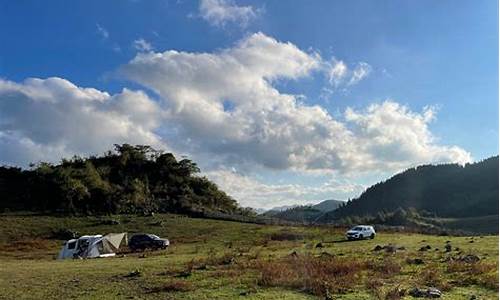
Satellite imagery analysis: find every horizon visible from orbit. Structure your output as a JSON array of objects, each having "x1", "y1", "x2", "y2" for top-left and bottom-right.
[{"x1": 0, "y1": 0, "x2": 498, "y2": 210}]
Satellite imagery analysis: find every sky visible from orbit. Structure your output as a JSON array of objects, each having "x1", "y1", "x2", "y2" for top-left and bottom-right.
[{"x1": 0, "y1": 0, "x2": 498, "y2": 209}]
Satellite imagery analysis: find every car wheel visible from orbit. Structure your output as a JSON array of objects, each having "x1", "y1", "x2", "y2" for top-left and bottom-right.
[{"x1": 370, "y1": 233, "x2": 375, "y2": 239}]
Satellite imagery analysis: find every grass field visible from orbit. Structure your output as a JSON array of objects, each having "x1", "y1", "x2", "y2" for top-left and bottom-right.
[{"x1": 0, "y1": 214, "x2": 497, "y2": 300}]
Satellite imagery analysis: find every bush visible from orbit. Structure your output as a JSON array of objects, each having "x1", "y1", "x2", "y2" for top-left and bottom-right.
[{"x1": 255, "y1": 253, "x2": 369, "y2": 297}]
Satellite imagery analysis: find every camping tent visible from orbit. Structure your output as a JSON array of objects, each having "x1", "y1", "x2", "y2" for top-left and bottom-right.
[{"x1": 58, "y1": 233, "x2": 127, "y2": 259}]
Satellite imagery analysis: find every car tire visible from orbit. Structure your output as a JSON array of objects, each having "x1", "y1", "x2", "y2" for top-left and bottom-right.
[{"x1": 370, "y1": 233, "x2": 375, "y2": 239}]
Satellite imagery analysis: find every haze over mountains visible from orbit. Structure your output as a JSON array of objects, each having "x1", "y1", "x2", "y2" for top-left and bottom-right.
[{"x1": 266, "y1": 156, "x2": 498, "y2": 233}]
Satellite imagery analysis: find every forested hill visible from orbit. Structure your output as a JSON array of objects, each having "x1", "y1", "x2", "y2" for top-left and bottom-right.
[
  {"x1": 0, "y1": 144, "x2": 245, "y2": 216},
  {"x1": 326, "y1": 156, "x2": 498, "y2": 220}
]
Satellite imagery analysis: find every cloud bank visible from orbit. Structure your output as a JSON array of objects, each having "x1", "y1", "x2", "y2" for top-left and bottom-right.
[
  {"x1": 0, "y1": 32, "x2": 472, "y2": 207},
  {"x1": 0, "y1": 77, "x2": 164, "y2": 166},
  {"x1": 121, "y1": 32, "x2": 471, "y2": 174}
]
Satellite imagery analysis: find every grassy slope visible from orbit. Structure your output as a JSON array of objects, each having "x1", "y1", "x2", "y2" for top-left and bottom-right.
[{"x1": 0, "y1": 214, "x2": 497, "y2": 300}]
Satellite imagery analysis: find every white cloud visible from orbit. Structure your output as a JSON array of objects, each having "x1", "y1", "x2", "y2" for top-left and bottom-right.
[
  {"x1": 0, "y1": 77, "x2": 164, "y2": 167},
  {"x1": 206, "y1": 169, "x2": 364, "y2": 209},
  {"x1": 348, "y1": 62, "x2": 372, "y2": 85},
  {"x1": 133, "y1": 38, "x2": 154, "y2": 52},
  {"x1": 0, "y1": 33, "x2": 473, "y2": 209},
  {"x1": 96, "y1": 23, "x2": 109, "y2": 39},
  {"x1": 121, "y1": 32, "x2": 471, "y2": 175},
  {"x1": 324, "y1": 59, "x2": 371, "y2": 89},
  {"x1": 198, "y1": 0, "x2": 259, "y2": 28},
  {"x1": 326, "y1": 59, "x2": 348, "y2": 86},
  {"x1": 343, "y1": 101, "x2": 471, "y2": 171}
]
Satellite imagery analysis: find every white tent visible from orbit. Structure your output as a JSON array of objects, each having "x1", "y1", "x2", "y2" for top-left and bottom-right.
[{"x1": 58, "y1": 233, "x2": 127, "y2": 259}]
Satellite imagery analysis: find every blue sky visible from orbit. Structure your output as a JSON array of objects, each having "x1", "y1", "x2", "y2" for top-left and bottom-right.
[{"x1": 0, "y1": 0, "x2": 497, "y2": 208}]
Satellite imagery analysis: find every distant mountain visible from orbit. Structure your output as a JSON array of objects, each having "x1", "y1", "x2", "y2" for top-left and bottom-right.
[
  {"x1": 318, "y1": 156, "x2": 499, "y2": 225},
  {"x1": 266, "y1": 199, "x2": 344, "y2": 223},
  {"x1": 261, "y1": 204, "x2": 301, "y2": 217},
  {"x1": 312, "y1": 199, "x2": 345, "y2": 212}
]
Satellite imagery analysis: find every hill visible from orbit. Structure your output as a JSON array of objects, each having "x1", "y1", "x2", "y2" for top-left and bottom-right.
[
  {"x1": 0, "y1": 144, "x2": 247, "y2": 216},
  {"x1": 312, "y1": 199, "x2": 344, "y2": 212},
  {"x1": 269, "y1": 199, "x2": 344, "y2": 223},
  {"x1": 318, "y1": 156, "x2": 499, "y2": 231},
  {"x1": 329, "y1": 156, "x2": 498, "y2": 218}
]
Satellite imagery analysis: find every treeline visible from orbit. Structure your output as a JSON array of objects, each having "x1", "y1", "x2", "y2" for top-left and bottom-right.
[
  {"x1": 327, "y1": 156, "x2": 499, "y2": 220},
  {"x1": 0, "y1": 144, "x2": 246, "y2": 216}
]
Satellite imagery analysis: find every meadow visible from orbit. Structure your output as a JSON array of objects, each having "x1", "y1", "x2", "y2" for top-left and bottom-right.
[{"x1": 0, "y1": 214, "x2": 497, "y2": 300}]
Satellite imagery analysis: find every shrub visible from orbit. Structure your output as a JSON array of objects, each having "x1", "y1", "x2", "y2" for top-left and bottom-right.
[
  {"x1": 255, "y1": 253, "x2": 369, "y2": 297},
  {"x1": 419, "y1": 265, "x2": 451, "y2": 291}
]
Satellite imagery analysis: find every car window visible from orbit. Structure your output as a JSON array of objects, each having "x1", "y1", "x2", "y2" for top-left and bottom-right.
[
  {"x1": 132, "y1": 235, "x2": 144, "y2": 242},
  {"x1": 67, "y1": 241, "x2": 76, "y2": 250},
  {"x1": 353, "y1": 227, "x2": 363, "y2": 231}
]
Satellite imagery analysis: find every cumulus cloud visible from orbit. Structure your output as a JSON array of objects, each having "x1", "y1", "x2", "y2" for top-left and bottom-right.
[
  {"x1": 0, "y1": 33, "x2": 473, "y2": 208},
  {"x1": 0, "y1": 77, "x2": 164, "y2": 167},
  {"x1": 206, "y1": 169, "x2": 364, "y2": 209},
  {"x1": 198, "y1": 0, "x2": 259, "y2": 28},
  {"x1": 121, "y1": 32, "x2": 471, "y2": 175},
  {"x1": 133, "y1": 38, "x2": 154, "y2": 52}
]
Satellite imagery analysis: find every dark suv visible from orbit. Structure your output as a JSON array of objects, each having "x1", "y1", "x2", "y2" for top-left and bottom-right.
[{"x1": 129, "y1": 234, "x2": 170, "y2": 251}]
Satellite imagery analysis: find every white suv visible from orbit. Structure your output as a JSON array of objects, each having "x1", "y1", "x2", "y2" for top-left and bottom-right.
[{"x1": 346, "y1": 225, "x2": 376, "y2": 240}]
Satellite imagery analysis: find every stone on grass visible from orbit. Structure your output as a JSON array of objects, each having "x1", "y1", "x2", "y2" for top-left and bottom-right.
[{"x1": 409, "y1": 287, "x2": 442, "y2": 298}]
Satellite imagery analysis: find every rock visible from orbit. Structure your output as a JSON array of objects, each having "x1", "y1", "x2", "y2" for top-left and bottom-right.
[
  {"x1": 444, "y1": 244, "x2": 452, "y2": 252},
  {"x1": 427, "y1": 287, "x2": 442, "y2": 298},
  {"x1": 419, "y1": 245, "x2": 432, "y2": 251},
  {"x1": 409, "y1": 287, "x2": 442, "y2": 298},
  {"x1": 397, "y1": 246, "x2": 406, "y2": 250},
  {"x1": 469, "y1": 295, "x2": 477, "y2": 300},
  {"x1": 409, "y1": 287, "x2": 426, "y2": 297},
  {"x1": 289, "y1": 251, "x2": 298, "y2": 257},
  {"x1": 454, "y1": 247, "x2": 460, "y2": 251},
  {"x1": 222, "y1": 256, "x2": 235, "y2": 265},
  {"x1": 124, "y1": 270, "x2": 141, "y2": 278},
  {"x1": 469, "y1": 240, "x2": 474, "y2": 243},
  {"x1": 373, "y1": 245, "x2": 383, "y2": 251},
  {"x1": 461, "y1": 254, "x2": 480, "y2": 263},
  {"x1": 315, "y1": 242, "x2": 324, "y2": 248},
  {"x1": 384, "y1": 245, "x2": 398, "y2": 254}
]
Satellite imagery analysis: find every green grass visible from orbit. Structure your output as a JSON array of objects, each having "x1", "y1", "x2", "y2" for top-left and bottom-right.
[{"x1": 0, "y1": 214, "x2": 497, "y2": 299}]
